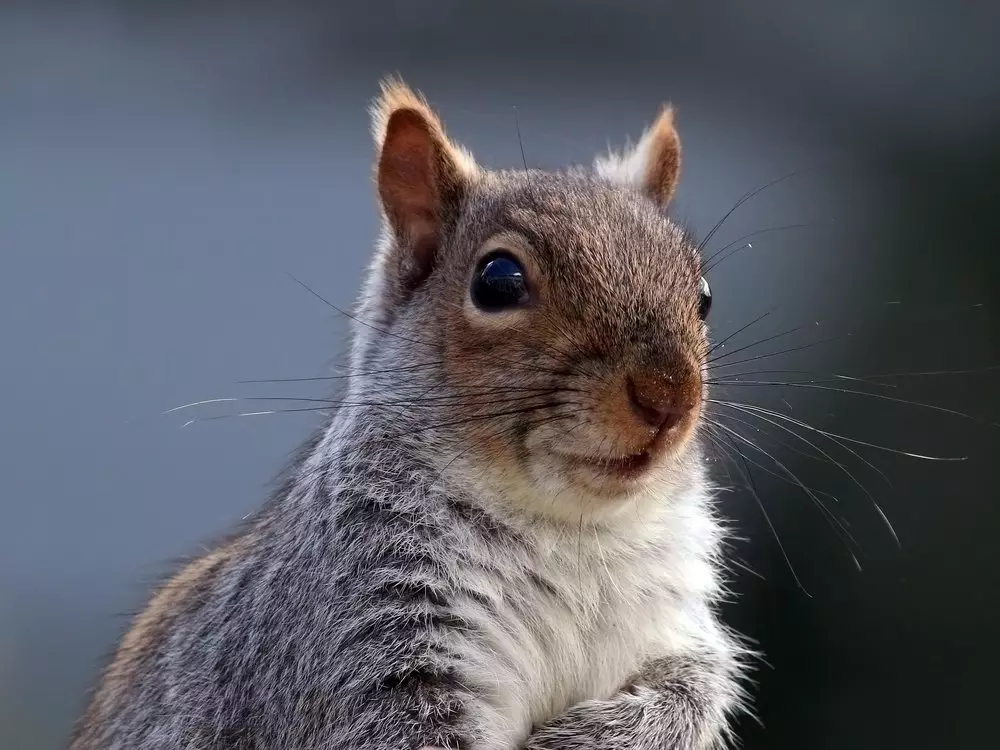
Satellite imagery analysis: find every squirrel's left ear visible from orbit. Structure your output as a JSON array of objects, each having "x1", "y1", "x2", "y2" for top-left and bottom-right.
[
  {"x1": 594, "y1": 105, "x2": 681, "y2": 206},
  {"x1": 371, "y1": 77, "x2": 479, "y2": 294}
]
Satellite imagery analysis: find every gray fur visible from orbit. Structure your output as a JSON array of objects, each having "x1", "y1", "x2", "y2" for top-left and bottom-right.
[{"x1": 71, "y1": 84, "x2": 751, "y2": 750}]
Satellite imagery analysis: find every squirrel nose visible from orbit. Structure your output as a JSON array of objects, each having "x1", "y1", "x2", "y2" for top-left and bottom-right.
[{"x1": 626, "y1": 372, "x2": 687, "y2": 431}]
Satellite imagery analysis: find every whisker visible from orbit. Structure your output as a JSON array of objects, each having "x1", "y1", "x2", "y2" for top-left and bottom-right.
[
  {"x1": 238, "y1": 360, "x2": 444, "y2": 384},
  {"x1": 287, "y1": 273, "x2": 433, "y2": 350},
  {"x1": 165, "y1": 389, "x2": 567, "y2": 416},
  {"x1": 700, "y1": 422, "x2": 811, "y2": 595},
  {"x1": 704, "y1": 336, "x2": 848, "y2": 372},
  {"x1": 169, "y1": 388, "x2": 583, "y2": 438},
  {"x1": 514, "y1": 105, "x2": 530, "y2": 174},
  {"x1": 424, "y1": 409, "x2": 583, "y2": 494},
  {"x1": 707, "y1": 323, "x2": 817, "y2": 366},
  {"x1": 708, "y1": 399, "x2": 887, "y2": 485},
  {"x1": 179, "y1": 406, "x2": 334, "y2": 428},
  {"x1": 701, "y1": 224, "x2": 810, "y2": 274},
  {"x1": 711, "y1": 401, "x2": 899, "y2": 546},
  {"x1": 727, "y1": 556, "x2": 767, "y2": 582},
  {"x1": 705, "y1": 419, "x2": 848, "y2": 508},
  {"x1": 707, "y1": 418, "x2": 863, "y2": 572},
  {"x1": 709, "y1": 380, "x2": 994, "y2": 426},
  {"x1": 165, "y1": 398, "x2": 239, "y2": 414},
  {"x1": 289, "y1": 274, "x2": 573, "y2": 380},
  {"x1": 437, "y1": 298, "x2": 601, "y2": 385},
  {"x1": 724, "y1": 410, "x2": 872, "y2": 477},
  {"x1": 407, "y1": 401, "x2": 568, "y2": 436},
  {"x1": 706, "y1": 369, "x2": 897, "y2": 390},
  {"x1": 708, "y1": 398, "x2": 966, "y2": 462},
  {"x1": 861, "y1": 364, "x2": 1000, "y2": 380},
  {"x1": 697, "y1": 168, "x2": 809, "y2": 255},
  {"x1": 706, "y1": 309, "x2": 774, "y2": 358},
  {"x1": 534, "y1": 310, "x2": 613, "y2": 386},
  {"x1": 513, "y1": 105, "x2": 546, "y2": 217}
]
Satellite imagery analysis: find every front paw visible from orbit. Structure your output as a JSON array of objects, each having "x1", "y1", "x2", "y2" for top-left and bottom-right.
[
  {"x1": 522, "y1": 694, "x2": 648, "y2": 750},
  {"x1": 523, "y1": 685, "x2": 716, "y2": 750}
]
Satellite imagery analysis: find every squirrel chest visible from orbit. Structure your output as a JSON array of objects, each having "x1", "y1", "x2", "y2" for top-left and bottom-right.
[{"x1": 442, "y1": 508, "x2": 695, "y2": 742}]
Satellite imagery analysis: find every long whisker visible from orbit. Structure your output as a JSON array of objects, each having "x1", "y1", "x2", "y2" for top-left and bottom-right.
[
  {"x1": 287, "y1": 273, "x2": 432, "y2": 349},
  {"x1": 179, "y1": 406, "x2": 335, "y2": 428},
  {"x1": 705, "y1": 420, "x2": 850, "y2": 512},
  {"x1": 701, "y1": 224, "x2": 811, "y2": 274},
  {"x1": 707, "y1": 323, "x2": 817, "y2": 366},
  {"x1": 707, "y1": 418, "x2": 863, "y2": 571},
  {"x1": 165, "y1": 398, "x2": 240, "y2": 414},
  {"x1": 238, "y1": 360, "x2": 444, "y2": 384},
  {"x1": 407, "y1": 401, "x2": 569, "y2": 436},
  {"x1": 706, "y1": 309, "x2": 774, "y2": 358},
  {"x1": 709, "y1": 380, "x2": 995, "y2": 426},
  {"x1": 289, "y1": 274, "x2": 572, "y2": 380},
  {"x1": 425, "y1": 409, "x2": 584, "y2": 494},
  {"x1": 708, "y1": 399, "x2": 881, "y2": 487},
  {"x1": 711, "y1": 401, "x2": 899, "y2": 546},
  {"x1": 719, "y1": 409, "x2": 876, "y2": 482},
  {"x1": 861, "y1": 364, "x2": 1000, "y2": 380},
  {"x1": 701, "y1": 421, "x2": 811, "y2": 595},
  {"x1": 531, "y1": 309, "x2": 608, "y2": 384},
  {"x1": 704, "y1": 336, "x2": 848, "y2": 372},
  {"x1": 437, "y1": 298, "x2": 602, "y2": 385},
  {"x1": 708, "y1": 398, "x2": 967, "y2": 462},
  {"x1": 697, "y1": 168, "x2": 809, "y2": 255},
  {"x1": 727, "y1": 556, "x2": 767, "y2": 582},
  {"x1": 164, "y1": 389, "x2": 567, "y2": 416},
  {"x1": 514, "y1": 105, "x2": 530, "y2": 175},
  {"x1": 707, "y1": 369, "x2": 897, "y2": 389}
]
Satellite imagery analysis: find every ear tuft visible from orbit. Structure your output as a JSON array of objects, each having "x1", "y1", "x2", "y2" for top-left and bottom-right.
[
  {"x1": 370, "y1": 77, "x2": 478, "y2": 180},
  {"x1": 594, "y1": 104, "x2": 682, "y2": 205},
  {"x1": 370, "y1": 77, "x2": 477, "y2": 294}
]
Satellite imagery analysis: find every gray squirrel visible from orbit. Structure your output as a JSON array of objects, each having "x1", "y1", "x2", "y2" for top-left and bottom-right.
[{"x1": 71, "y1": 78, "x2": 749, "y2": 750}]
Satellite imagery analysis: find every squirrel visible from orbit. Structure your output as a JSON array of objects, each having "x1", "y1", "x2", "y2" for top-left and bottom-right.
[{"x1": 70, "y1": 78, "x2": 749, "y2": 750}]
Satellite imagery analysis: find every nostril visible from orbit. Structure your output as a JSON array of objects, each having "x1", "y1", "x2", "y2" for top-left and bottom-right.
[
  {"x1": 659, "y1": 408, "x2": 683, "y2": 432},
  {"x1": 626, "y1": 375, "x2": 682, "y2": 430}
]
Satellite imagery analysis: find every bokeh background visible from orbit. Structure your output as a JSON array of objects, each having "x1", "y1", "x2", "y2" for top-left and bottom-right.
[{"x1": 2, "y1": 1, "x2": 998, "y2": 748}]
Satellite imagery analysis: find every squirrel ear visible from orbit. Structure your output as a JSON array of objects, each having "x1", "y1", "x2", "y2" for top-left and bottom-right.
[
  {"x1": 594, "y1": 105, "x2": 681, "y2": 205},
  {"x1": 371, "y1": 78, "x2": 478, "y2": 294}
]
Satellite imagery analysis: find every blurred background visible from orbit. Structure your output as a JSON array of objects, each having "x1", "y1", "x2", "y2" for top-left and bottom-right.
[{"x1": 1, "y1": 1, "x2": 998, "y2": 748}]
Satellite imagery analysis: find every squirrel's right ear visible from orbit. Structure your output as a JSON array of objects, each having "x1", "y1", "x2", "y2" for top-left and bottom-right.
[
  {"x1": 371, "y1": 78, "x2": 478, "y2": 294},
  {"x1": 593, "y1": 105, "x2": 682, "y2": 206}
]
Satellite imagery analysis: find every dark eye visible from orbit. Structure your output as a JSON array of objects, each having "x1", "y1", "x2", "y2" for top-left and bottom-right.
[
  {"x1": 471, "y1": 251, "x2": 530, "y2": 311},
  {"x1": 698, "y1": 276, "x2": 712, "y2": 320}
]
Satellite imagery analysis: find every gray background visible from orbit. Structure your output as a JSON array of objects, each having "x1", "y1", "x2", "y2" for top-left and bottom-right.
[{"x1": 1, "y1": 1, "x2": 998, "y2": 748}]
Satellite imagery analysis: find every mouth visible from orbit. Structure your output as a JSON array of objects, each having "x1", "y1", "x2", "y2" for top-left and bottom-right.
[{"x1": 556, "y1": 449, "x2": 655, "y2": 482}]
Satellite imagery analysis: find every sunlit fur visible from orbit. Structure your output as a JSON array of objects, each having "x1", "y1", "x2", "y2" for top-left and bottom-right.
[{"x1": 71, "y1": 80, "x2": 750, "y2": 750}]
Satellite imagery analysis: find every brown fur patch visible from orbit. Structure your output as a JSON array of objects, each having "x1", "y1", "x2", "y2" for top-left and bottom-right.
[
  {"x1": 116, "y1": 546, "x2": 232, "y2": 668},
  {"x1": 377, "y1": 108, "x2": 443, "y2": 288},
  {"x1": 372, "y1": 78, "x2": 480, "y2": 294},
  {"x1": 76, "y1": 542, "x2": 239, "y2": 738},
  {"x1": 369, "y1": 77, "x2": 478, "y2": 179},
  {"x1": 642, "y1": 106, "x2": 682, "y2": 204}
]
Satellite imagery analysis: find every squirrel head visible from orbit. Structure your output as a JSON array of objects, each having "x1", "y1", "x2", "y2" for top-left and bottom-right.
[{"x1": 353, "y1": 78, "x2": 709, "y2": 522}]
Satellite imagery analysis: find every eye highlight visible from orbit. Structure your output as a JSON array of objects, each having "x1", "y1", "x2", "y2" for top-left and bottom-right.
[
  {"x1": 471, "y1": 251, "x2": 530, "y2": 312},
  {"x1": 698, "y1": 276, "x2": 712, "y2": 320}
]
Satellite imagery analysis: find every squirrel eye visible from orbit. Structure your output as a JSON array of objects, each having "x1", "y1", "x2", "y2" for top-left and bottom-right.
[
  {"x1": 698, "y1": 276, "x2": 712, "y2": 320},
  {"x1": 471, "y1": 251, "x2": 530, "y2": 311}
]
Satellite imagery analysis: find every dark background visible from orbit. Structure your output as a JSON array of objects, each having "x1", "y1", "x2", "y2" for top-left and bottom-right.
[{"x1": 1, "y1": 2, "x2": 998, "y2": 748}]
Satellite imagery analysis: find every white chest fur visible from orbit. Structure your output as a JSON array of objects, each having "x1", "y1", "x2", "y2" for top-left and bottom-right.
[{"x1": 445, "y1": 485, "x2": 723, "y2": 748}]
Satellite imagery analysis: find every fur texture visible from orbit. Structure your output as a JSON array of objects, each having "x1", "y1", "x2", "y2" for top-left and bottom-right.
[{"x1": 71, "y1": 80, "x2": 749, "y2": 750}]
